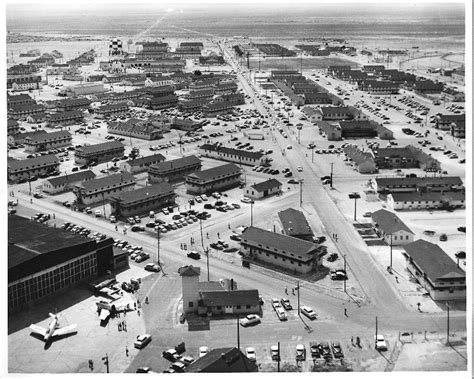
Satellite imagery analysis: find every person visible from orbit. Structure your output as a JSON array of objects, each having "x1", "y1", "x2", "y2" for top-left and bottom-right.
[
  {"x1": 292, "y1": 288, "x2": 295, "y2": 295},
  {"x1": 285, "y1": 287, "x2": 288, "y2": 295},
  {"x1": 145, "y1": 296, "x2": 149, "y2": 304},
  {"x1": 125, "y1": 346, "x2": 129, "y2": 357},
  {"x1": 351, "y1": 336, "x2": 354, "y2": 346},
  {"x1": 344, "y1": 308, "x2": 348, "y2": 317},
  {"x1": 137, "y1": 309, "x2": 140, "y2": 317},
  {"x1": 217, "y1": 232, "x2": 220, "y2": 239}
]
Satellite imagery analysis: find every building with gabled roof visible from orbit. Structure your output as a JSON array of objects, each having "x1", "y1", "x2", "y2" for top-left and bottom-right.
[
  {"x1": 278, "y1": 208, "x2": 314, "y2": 241},
  {"x1": 7, "y1": 119, "x2": 20, "y2": 136},
  {"x1": 186, "y1": 347, "x2": 258, "y2": 373},
  {"x1": 74, "y1": 140, "x2": 125, "y2": 165},
  {"x1": 95, "y1": 102, "x2": 129, "y2": 118},
  {"x1": 199, "y1": 143, "x2": 266, "y2": 166},
  {"x1": 110, "y1": 183, "x2": 175, "y2": 218},
  {"x1": 8, "y1": 154, "x2": 59, "y2": 182},
  {"x1": 402, "y1": 239, "x2": 465, "y2": 300},
  {"x1": 73, "y1": 172, "x2": 135, "y2": 205},
  {"x1": 107, "y1": 118, "x2": 163, "y2": 141},
  {"x1": 148, "y1": 155, "x2": 202, "y2": 183},
  {"x1": 185, "y1": 163, "x2": 241, "y2": 194},
  {"x1": 371, "y1": 209, "x2": 414, "y2": 245},
  {"x1": 24, "y1": 130, "x2": 72, "y2": 152},
  {"x1": 120, "y1": 153, "x2": 165, "y2": 174},
  {"x1": 47, "y1": 110, "x2": 84, "y2": 127},
  {"x1": 42, "y1": 170, "x2": 96, "y2": 194},
  {"x1": 372, "y1": 176, "x2": 463, "y2": 193},
  {"x1": 374, "y1": 145, "x2": 440, "y2": 171},
  {"x1": 387, "y1": 190, "x2": 465, "y2": 211},
  {"x1": 55, "y1": 97, "x2": 91, "y2": 112},
  {"x1": 8, "y1": 104, "x2": 45, "y2": 120},
  {"x1": 240, "y1": 226, "x2": 325, "y2": 274},
  {"x1": 343, "y1": 145, "x2": 377, "y2": 174},
  {"x1": 178, "y1": 264, "x2": 260, "y2": 317},
  {"x1": 244, "y1": 178, "x2": 282, "y2": 200}
]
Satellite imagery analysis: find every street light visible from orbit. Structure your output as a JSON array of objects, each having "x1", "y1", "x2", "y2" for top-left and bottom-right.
[
  {"x1": 348, "y1": 192, "x2": 360, "y2": 221},
  {"x1": 250, "y1": 199, "x2": 254, "y2": 226}
]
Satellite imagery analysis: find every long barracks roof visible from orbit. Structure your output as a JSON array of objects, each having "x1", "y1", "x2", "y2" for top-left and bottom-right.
[
  {"x1": 371, "y1": 209, "x2": 413, "y2": 234},
  {"x1": 278, "y1": 208, "x2": 314, "y2": 237},
  {"x1": 77, "y1": 172, "x2": 135, "y2": 193},
  {"x1": 375, "y1": 176, "x2": 463, "y2": 188},
  {"x1": 25, "y1": 130, "x2": 72, "y2": 143},
  {"x1": 111, "y1": 183, "x2": 174, "y2": 205},
  {"x1": 8, "y1": 154, "x2": 59, "y2": 171},
  {"x1": 390, "y1": 191, "x2": 465, "y2": 202},
  {"x1": 125, "y1": 153, "x2": 165, "y2": 167},
  {"x1": 149, "y1": 155, "x2": 201, "y2": 173},
  {"x1": 45, "y1": 170, "x2": 96, "y2": 187},
  {"x1": 403, "y1": 239, "x2": 465, "y2": 282},
  {"x1": 251, "y1": 178, "x2": 282, "y2": 193},
  {"x1": 200, "y1": 144, "x2": 264, "y2": 160},
  {"x1": 187, "y1": 163, "x2": 241, "y2": 182},
  {"x1": 49, "y1": 110, "x2": 84, "y2": 121},
  {"x1": 241, "y1": 226, "x2": 318, "y2": 259},
  {"x1": 77, "y1": 140, "x2": 124, "y2": 155}
]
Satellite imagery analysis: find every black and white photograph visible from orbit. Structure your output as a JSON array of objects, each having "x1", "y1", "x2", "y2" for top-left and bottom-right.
[{"x1": 3, "y1": 0, "x2": 471, "y2": 376}]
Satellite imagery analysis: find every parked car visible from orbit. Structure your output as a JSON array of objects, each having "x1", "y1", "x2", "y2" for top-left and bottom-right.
[
  {"x1": 134, "y1": 334, "x2": 152, "y2": 349},
  {"x1": 187, "y1": 251, "x2": 201, "y2": 260},
  {"x1": 439, "y1": 233, "x2": 448, "y2": 241},
  {"x1": 295, "y1": 344, "x2": 306, "y2": 361},
  {"x1": 162, "y1": 349, "x2": 181, "y2": 362},
  {"x1": 280, "y1": 298, "x2": 292, "y2": 310},
  {"x1": 144, "y1": 263, "x2": 160, "y2": 272},
  {"x1": 375, "y1": 335, "x2": 388, "y2": 351},
  {"x1": 199, "y1": 346, "x2": 209, "y2": 358},
  {"x1": 246, "y1": 347, "x2": 256, "y2": 362},
  {"x1": 270, "y1": 345, "x2": 280, "y2": 361},
  {"x1": 331, "y1": 342, "x2": 344, "y2": 358}
]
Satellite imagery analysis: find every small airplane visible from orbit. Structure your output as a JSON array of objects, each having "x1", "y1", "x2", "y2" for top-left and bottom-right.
[{"x1": 29, "y1": 313, "x2": 77, "y2": 343}]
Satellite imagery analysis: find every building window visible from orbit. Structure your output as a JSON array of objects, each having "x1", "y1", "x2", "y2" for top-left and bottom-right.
[
  {"x1": 237, "y1": 305, "x2": 241, "y2": 310},
  {"x1": 188, "y1": 301, "x2": 193, "y2": 307},
  {"x1": 246, "y1": 305, "x2": 251, "y2": 309}
]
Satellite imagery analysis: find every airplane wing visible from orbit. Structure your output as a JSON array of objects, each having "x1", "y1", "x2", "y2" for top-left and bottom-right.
[
  {"x1": 29, "y1": 324, "x2": 47, "y2": 337},
  {"x1": 52, "y1": 324, "x2": 77, "y2": 337}
]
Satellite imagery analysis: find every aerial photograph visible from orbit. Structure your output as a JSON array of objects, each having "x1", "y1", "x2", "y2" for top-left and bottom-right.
[{"x1": 4, "y1": 0, "x2": 470, "y2": 376}]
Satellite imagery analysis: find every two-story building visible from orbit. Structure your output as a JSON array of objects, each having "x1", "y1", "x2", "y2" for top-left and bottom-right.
[
  {"x1": 74, "y1": 173, "x2": 136, "y2": 206},
  {"x1": 240, "y1": 227, "x2": 325, "y2": 274},
  {"x1": 148, "y1": 155, "x2": 202, "y2": 183},
  {"x1": 110, "y1": 183, "x2": 176, "y2": 218},
  {"x1": 42, "y1": 170, "x2": 96, "y2": 194},
  {"x1": 120, "y1": 153, "x2": 165, "y2": 174},
  {"x1": 8, "y1": 155, "x2": 60, "y2": 182},
  {"x1": 199, "y1": 144, "x2": 266, "y2": 166},
  {"x1": 402, "y1": 239, "x2": 465, "y2": 301},
  {"x1": 24, "y1": 130, "x2": 72, "y2": 152},
  {"x1": 185, "y1": 163, "x2": 242, "y2": 194},
  {"x1": 47, "y1": 110, "x2": 84, "y2": 127},
  {"x1": 371, "y1": 209, "x2": 415, "y2": 245},
  {"x1": 94, "y1": 102, "x2": 129, "y2": 119},
  {"x1": 74, "y1": 141, "x2": 125, "y2": 165}
]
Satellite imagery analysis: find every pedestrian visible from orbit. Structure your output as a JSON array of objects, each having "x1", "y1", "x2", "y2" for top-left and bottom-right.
[
  {"x1": 344, "y1": 308, "x2": 348, "y2": 317},
  {"x1": 292, "y1": 288, "x2": 295, "y2": 295},
  {"x1": 356, "y1": 336, "x2": 360, "y2": 348},
  {"x1": 125, "y1": 346, "x2": 129, "y2": 357},
  {"x1": 285, "y1": 286, "x2": 288, "y2": 294},
  {"x1": 217, "y1": 232, "x2": 220, "y2": 239},
  {"x1": 145, "y1": 296, "x2": 149, "y2": 304},
  {"x1": 351, "y1": 336, "x2": 354, "y2": 346},
  {"x1": 228, "y1": 223, "x2": 231, "y2": 229},
  {"x1": 395, "y1": 276, "x2": 399, "y2": 283},
  {"x1": 206, "y1": 232, "x2": 209, "y2": 239},
  {"x1": 137, "y1": 309, "x2": 140, "y2": 317},
  {"x1": 118, "y1": 323, "x2": 121, "y2": 332},
  {"x1": 134, "y1": 302, "x2": 137, "y2": 310}
]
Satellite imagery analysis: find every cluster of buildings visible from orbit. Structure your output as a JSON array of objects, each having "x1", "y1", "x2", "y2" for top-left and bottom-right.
[
  {"x1": 271, "y1": 70, "x2": 340, "y2": 106},
  {"x1": 435, "y1": 113, "x2": 466, "y2": 139},
  {"x1": 343, "y1": 144, "x2": 441, "y2": 174},
  {"x1": 371, "y1": 175, "x2": 465, "y2": 211},
  {"x1": 370, "y1": 209, "x2": 465, "y2": 301},
  {"x1": 7, "y1": 64, "x2": 42, "y2": 92},
  {"x1": 328, "y1": 64, "x2": 450, "y2": 97}
]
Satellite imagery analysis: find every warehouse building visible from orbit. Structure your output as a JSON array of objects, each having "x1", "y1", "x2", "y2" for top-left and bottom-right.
[
  {"x1": 47, "y1": 110, "x2": 84, "y2": 127},
  {"x1": 59, "y1": 83, "x2": 106, "y2": 97},
  {"x1": 74, "y1": 173, "x2": 136, "y2": 206},
  {"x1": 387, "y1": 191, "x2": 465, "y2": 211},
  {"x1": 8, "y1": 215, "x2": 114, "y2": 313},
  {"x1": 371, "y1": 209, "x2": 415, "y2": 245},
  {"x1": 55, "y1": 97, "x2": 91, "y2": 112},
  {"x1": 148, "y1": 155, "x2": 202, "y2": 183},
  {"x1": 74, "y1": 140, "x2": 125, "y2": 165},
  {"x1": 185, "y1": 163, "x2": 241, "y2": 194},
  {"x1": 24, "y1": 130, "x2": 72, "y2": 152},
  {"x1": 371, "y1": 176, "x2": 464, "y2": 194},
  {"x1": 110, "y1": 183, "x2": 176, "y2": 218},
  {"x1": 8, "y1": 154, "x2": 59, "y2": 183},
  {"x1": 240, "y1": 227, "x2": 325, "y2": 275},
  {"x1": 199, "y1": 144, "x2": 266, "y2": 166},
  {"x1": 244, "y1": 178, "x2": 282, "y2": 200},
  {"x1": 402, "y1": 239, "x2": 465, "y2": 301},
  {"x1": 120, "y1": 153, "x2": 165, "y2": 174},
  {"x1": 42, "y1": 170, "x2": 96, "y2": 194},
  {"x1": 108, "y1": 118, "x2": 163, "y2": 140}
]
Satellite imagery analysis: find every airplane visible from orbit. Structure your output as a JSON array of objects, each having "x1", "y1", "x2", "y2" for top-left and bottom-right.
[{"x1": 29, "y1": 313, "x2": 77, "y2": 343}]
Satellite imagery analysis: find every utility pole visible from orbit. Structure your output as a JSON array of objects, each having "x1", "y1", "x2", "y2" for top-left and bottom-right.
[
  {"x1": 390, "y1": 234, "x2": 393, "y2": 270},
  {"x1": 277, "y1": 341, "x2": 281, "y2": 372},
  {"x1": 206, "y1": 247, "x2": 210, "y2": 281},
  {"x1": 101, "y1": 192, "x2": 106, "y2": 218},
  {"x1": 343, "y1": 254, "x2": 347, "y2": 292},
  {"x1": 297, "y1": 281, "x2": 300, "y2": 316},
  {"x1": 250, "y1": 200, "x2": 254, "y2": 226},
  {"x1": 199, "y1": 218, "x2": 204, "y2": 250},
  {"x1": 156, "y1": 226, "x2": 160, "y2": 266},
  {"x1": 330, "y1": 162, "x2": 334, "y2": 189},
  {"x1": 299, "y1": 179, "x2": 303, "y2": 207},
  {"x1": 446, "y1": 302, "x2": 450, "y2": 345},
  {"x1": 348, "y1": 192, "x2": 360, "y2": 221},
  {"x1": 237, "y1": 317, "x2": 240, "y2": 351},
  {"x1": 375, "y1": 316, "x2": 378, "y2": 349}
]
